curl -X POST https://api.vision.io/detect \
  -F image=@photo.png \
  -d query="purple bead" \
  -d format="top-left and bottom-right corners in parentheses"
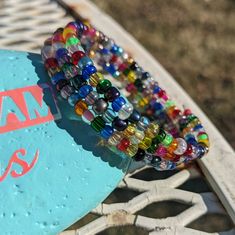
top-left (104, 87), bottom-right (120, 102)
top-left (112, 97), bottom-right (126, 112)
top-left (112, 117), bottom-right (128, 131)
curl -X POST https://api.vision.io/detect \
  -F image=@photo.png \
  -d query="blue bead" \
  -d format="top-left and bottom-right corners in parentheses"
top-left (68, 93), bottom-right (81, 106)
top-left (101, 125), bottom-right (114, 139)
top-left (78, 56), bottom-right (93, 69)
top-left (100, 48), bottom-right (109, 55)
top-left (112, 97), bottom-right (126, 112)
top-left (78, 84), bottom-right (93, 98)
top-left (104, 63), bottom-right (116, 75)
top-left (153, 102), bottom-right (163, 111)
top-left (187, 138), bottom-right (197, 146)
top-left (51, 71), bottom-right (65, 85)
top-left (116, 47), bottom-right (123, 56)
top-left (128, 109), bottom-right (141, 123)
top-left (110, 44), bottom-right (118, 54)
top-left (196, 145), bottom-right (206, 158)
top-left (194, 124), bottom-right (203, 131)
top-left (153, 85), bottom-right (161, 94)
top-left (55, 48), bottom-right (68, 60)
top-left (82, 65), bottom-right (97, 80)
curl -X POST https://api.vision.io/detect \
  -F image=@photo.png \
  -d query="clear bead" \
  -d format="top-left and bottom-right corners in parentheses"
top-left (52, 42), bottom-right (65, 52)
top-left (137, 116), bottom-right (150, 131)
top-left (60, 85), bottom-right (74, 99)
top-left (84, 91), bottom-right (99, 105)
top-left (173, 138), bottom-right (188, 155)
top-left (118, 103), bottom-right (133, 120)
top-left (41, 45), bottom-right (55, 61)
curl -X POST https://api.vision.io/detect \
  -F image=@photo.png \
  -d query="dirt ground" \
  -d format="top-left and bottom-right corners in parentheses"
top-left (92, 0), bottom-right (235, 148)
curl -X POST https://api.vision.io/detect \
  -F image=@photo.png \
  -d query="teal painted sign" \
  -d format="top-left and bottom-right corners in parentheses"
top-left (0, 50), bottom-right (131, 235)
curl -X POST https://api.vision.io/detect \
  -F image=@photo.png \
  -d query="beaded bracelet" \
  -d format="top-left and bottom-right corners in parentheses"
top-left (41, 21), bottom-right (209, 171)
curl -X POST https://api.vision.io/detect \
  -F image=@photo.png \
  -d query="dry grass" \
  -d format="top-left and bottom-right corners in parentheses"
top-left (92, 0), bottom-right (235, 148)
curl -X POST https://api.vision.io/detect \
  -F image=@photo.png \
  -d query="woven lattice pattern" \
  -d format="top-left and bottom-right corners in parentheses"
top-left (0, 0), bottom-right (72, 52)
top-left (0, 0), bottom-right (234, 234)
top-left (62, 165), bottom-right (235, 235)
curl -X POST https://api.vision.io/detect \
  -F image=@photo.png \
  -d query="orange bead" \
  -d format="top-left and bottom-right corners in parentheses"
top-left (74, 100), bottom-right (88, 116)
top-left (167, 139), bottom-right (178, 153)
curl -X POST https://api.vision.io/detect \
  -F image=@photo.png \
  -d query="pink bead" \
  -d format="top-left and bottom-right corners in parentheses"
top-left (82, 110), bottom-right (94, 123)
top-left (155, 146), bottom-right (167, 157)
top-left (52, 33), bottom-right (64, 43)
top-left (118, 63), bottom-right (127, 72)
top-left (126, 83), bottom-right (137, 92)
top-left (84, 28), bottom-right (96, 37)
top-left (162, 94), bottom-right (168, 101)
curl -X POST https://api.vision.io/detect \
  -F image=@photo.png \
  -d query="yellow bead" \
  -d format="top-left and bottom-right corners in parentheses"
top-left (138, 137), bottom-right (152, 150)
top-left (89, 50), bottom-right (95, 58)
top-left (127, 71), bottom-right (136, 83)
top-left (126, 144), bottom-right (138, 157)
top-left (127, 57), bottom-right (134, 65)
top-left (130, 129), bottom-right (144, 144)
top-left (138, 97), bottom-right (149, 107)
top-left (63, 27), bottom-right (75, 40)
top-left (199, 139), bottom-right (210, 148)
top-left (74, 100), bottom-right (88, 116)
top-left (145, 122), bottom-right (159, 138)
top-left (123, 124), bottom-right (136, 137)
top-left (108, 132), bottom-right (123, 146)
top-left (89, 72), bottom-right (104, 87)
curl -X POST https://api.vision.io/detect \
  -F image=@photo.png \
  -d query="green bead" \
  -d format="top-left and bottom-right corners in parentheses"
top-left (123, 68), bottom-right (130, 76)
top-left (66, 37), bottom-right (80, 46)
top-left (198, 133), bottom-right (208, 141)
top-left (147, 142), bottom-right (159, 154)
top-left (155, 129), bottom-right (166, 143)
top-left (188, 114), bottom-right (197, 123)
top-left (165, 100), bottom-right (175, 108)
top-left (96, 79), bottom-right (112, 94)
top-left (91, 116), bottom-right (105, 132)
top-left (162, 134), bottom-right (173, 146)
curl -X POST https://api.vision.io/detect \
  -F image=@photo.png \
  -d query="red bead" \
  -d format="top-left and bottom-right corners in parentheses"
top-left (184, 144), bottom-right (193, 155)
top-left (45, 58), bottom-right (58, 70)
top-left (110, 55), bottom-right (118, 63)
top-left (158, 89), bottom-right (165, 98)
top-left (184, 109), bottom-right (192, 116)
top-left (72, 51), bottom-right (85, 65)
top-left (172, 109), bottom-right (181, 119)
top-left (172, 154), bottom-right (181, 162)
top-left (117, 138), bottom-right (130, 151)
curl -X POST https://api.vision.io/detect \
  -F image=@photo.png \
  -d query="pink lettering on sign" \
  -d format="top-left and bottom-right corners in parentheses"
top-left (0, 84), bottom-right (60, 182)
top-left (0, 149), bottom-right (39, 182)
top-left (0, 84), bottom-right (60, 134)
